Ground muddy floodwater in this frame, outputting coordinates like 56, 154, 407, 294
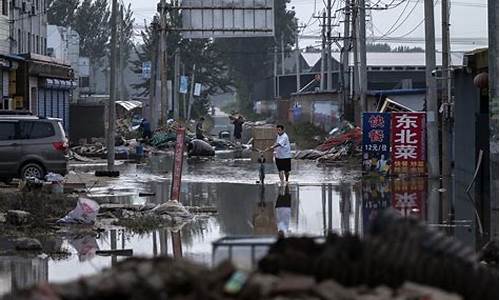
0, 155, 492, 296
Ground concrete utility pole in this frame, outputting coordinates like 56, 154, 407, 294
148, 24, 158, 129
424, 0, 440, 179
118, 5, 123, 101
174, 49, 181, 119
274, 41, 278, 97
326, 0, 333, 90
295, 24, 301, 92
159, 0, 168, 125
107, 0, 118, 172
358, 0, 368, 113
187, 64, 196, 121
441, 0, 451, 217
352, 3, 359, 106
342, 1, 351, 112
281, 35, 285, 76
321, 11, 326, 91
488, 0, 499, 237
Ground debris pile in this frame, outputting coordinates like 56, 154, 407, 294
258, 210, 498, 300
295, 121, 362, 163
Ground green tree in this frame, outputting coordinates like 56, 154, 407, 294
131, 6, 232, 118
119, 3, 135, 99
73, 0, 111, 92
47, 0, 79, 27
366, 43, 392, 52
213, 0, 297, 114
393, 45, 424, 53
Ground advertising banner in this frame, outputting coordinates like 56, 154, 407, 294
362, 113, 391, 175
391, 112, 426, 175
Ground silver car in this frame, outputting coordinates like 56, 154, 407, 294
0, 115, 68, 182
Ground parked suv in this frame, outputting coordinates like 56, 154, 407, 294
0, 114, 68, 182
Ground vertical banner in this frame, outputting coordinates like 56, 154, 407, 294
362, 113, 391, 175
391, 112, 426, 175
170, 128, 186, 201
392, 178, 426, 219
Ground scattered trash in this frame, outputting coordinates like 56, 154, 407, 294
57, 198, 100, 225
45, 172, 64, 194
6, 210, 31, 225
13, 238, 42, 251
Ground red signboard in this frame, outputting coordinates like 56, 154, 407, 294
170, 127, 186, 201
390, 112, 426, 175
391, 178, 426, 219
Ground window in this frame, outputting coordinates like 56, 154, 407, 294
17, 29, 21, 53
0, 122, 17, 140
20, 121, 55, 139
36, 35, 39, 53
33, 35, 35, 52
79, 76, 90, 88
2, 0, 7, 15
27, 32, 31, 53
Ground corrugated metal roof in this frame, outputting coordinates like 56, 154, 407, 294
300, 52, 464, 67
116, 100, 143, 111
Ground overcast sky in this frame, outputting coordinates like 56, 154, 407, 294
124, 0, 489, 51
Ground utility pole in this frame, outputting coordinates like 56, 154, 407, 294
424, 0, 440, 179
159, 0, 168, 125
326, 0, 332, 90
441, 0, 451, 218
187, 64, 196, 121
488, 0, 499, 238
118, 4, 123, 101
358, 0, 368, 113
274, 41, 278, 97
174, 49, 181, 119
321, 11, 326, 91
342, 1, 351, 116
281, 35, 285, 76
352, 3, 359, 107
107, 0, 118, 172
148, 22, 158, 129
295, 24, 301, 92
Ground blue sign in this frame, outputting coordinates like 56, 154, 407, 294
142, 62, 151, 79
180, 76, 189, 94
362, 112, 391, 175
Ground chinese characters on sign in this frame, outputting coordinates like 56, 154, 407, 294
391, 178, 426, 219
170, 128, 186, 201
391, 112, 426, 175
362, 113, 391, 175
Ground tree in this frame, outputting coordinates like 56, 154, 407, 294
213, 0, 297, 114
366, 43, 392, 52
393, 45, 425, 53
47, 0, 79, 27
130, 6, 232, 118
73, 0, 111, 92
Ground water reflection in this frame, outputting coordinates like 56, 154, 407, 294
1, 173, 490, 295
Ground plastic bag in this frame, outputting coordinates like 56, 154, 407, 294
45, 172, 64, 183
57, 198, 100, 224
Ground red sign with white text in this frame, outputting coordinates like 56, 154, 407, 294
391, 112, 426, 175
170, 128, 186, 201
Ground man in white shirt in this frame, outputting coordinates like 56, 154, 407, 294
264, 124, 292, 184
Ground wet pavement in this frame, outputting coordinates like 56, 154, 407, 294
0, 153, 494, 296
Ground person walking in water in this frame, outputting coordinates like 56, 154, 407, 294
264, 124, 292, 184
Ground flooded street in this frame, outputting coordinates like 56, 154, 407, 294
0, 154, 492, 296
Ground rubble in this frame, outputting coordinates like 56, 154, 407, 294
294, 121, 362, 163
6, 210, 32, 225
13, 238, 43, 251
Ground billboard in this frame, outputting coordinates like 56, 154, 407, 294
181, 0, 274, 39
391, 112, 426, 175
362, 113, 391, 176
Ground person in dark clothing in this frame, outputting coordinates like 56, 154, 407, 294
139, 118, 152, 140
196, 117, 205, 140
231, 115, 244, 143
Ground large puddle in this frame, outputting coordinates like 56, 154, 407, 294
0, 157, 490, 295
